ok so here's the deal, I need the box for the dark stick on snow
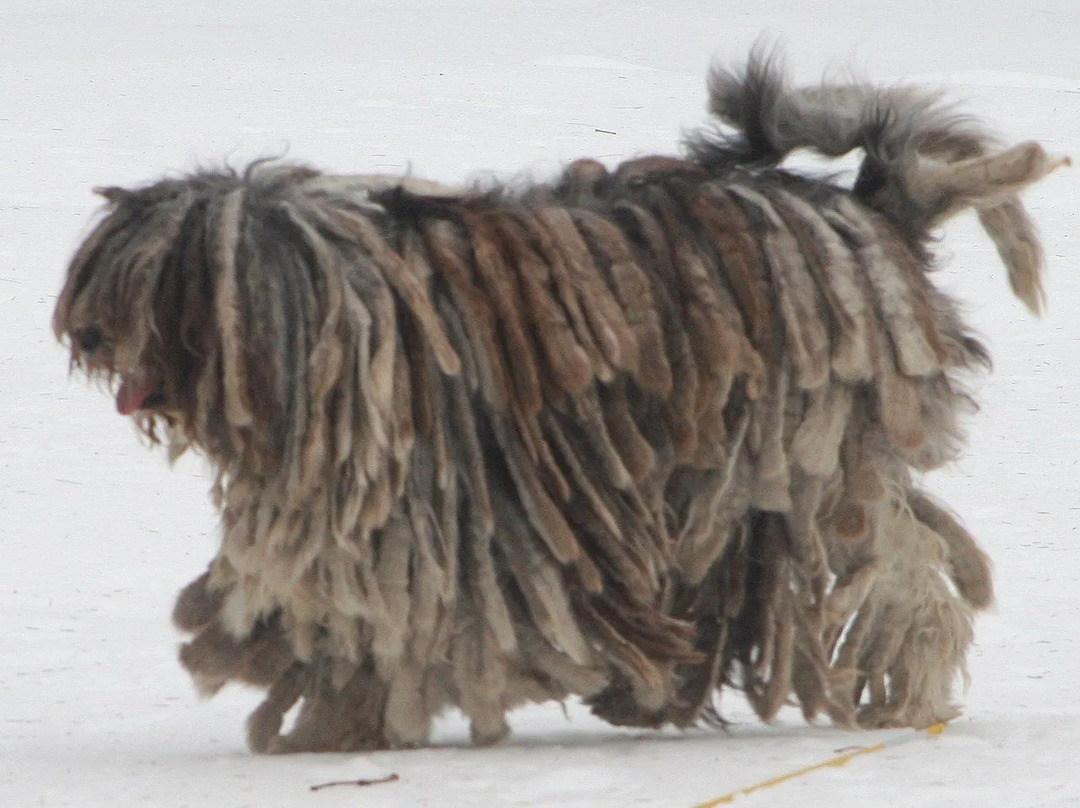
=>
[309,773,400,792]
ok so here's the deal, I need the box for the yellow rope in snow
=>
[691,723,947,807]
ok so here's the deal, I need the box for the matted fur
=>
[54,51,1065,752]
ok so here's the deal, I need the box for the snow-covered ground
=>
[2,1,1077,805]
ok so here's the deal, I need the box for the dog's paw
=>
[172,571,225,633]
[179,619,295,692]
[174,570,296,697]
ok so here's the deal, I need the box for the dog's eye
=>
[74,325,104,354]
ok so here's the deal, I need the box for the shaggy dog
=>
[54,52,1064,753]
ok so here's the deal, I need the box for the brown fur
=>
[54,52,1064,752]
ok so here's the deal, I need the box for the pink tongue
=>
[116,378,151,415]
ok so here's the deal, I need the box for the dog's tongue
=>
[116,378,152,415]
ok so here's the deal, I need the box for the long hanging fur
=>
[54,50,1065,752]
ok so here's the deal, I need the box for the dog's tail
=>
[693,46,1068,314]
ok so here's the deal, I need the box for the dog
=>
[54,49,1065,752]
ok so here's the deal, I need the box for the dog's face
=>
[58,306,202,457]
[63,321,171,416]
[54,184,217,447]
[54,172,320,469]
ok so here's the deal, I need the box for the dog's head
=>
[53,166,330,469]
[54,179,208,447]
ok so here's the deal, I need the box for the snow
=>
[1,1,1077,805]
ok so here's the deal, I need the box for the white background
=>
[1,1,1077,805]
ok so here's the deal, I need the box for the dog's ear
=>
[93,185,131,205]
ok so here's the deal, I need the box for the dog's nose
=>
[74,325,104,354]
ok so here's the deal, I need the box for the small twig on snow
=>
[309,773,400,792]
